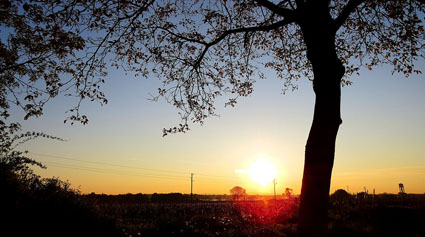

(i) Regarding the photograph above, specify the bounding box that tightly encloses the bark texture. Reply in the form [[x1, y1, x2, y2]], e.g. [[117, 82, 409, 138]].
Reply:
[[297, 2, 345, 236]]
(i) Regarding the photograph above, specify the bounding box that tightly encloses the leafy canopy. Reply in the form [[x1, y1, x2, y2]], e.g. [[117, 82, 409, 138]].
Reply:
[[1, 0, 424, 134]]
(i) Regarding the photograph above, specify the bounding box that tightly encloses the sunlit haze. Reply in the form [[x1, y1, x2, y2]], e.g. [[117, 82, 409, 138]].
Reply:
[[11, 63, 425, 195], [236, 158, 277, 186]]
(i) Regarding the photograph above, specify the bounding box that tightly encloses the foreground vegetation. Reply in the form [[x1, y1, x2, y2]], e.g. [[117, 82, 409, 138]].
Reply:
[[79, 192, 424, 237], [1, 151, 423, 237], [1, 125, 424, 236], [0, 124, 119, 236], [2, 163, 424, 237]]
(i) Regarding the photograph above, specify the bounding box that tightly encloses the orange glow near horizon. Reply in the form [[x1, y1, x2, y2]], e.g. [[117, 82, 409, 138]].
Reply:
[[249, 158, 277, 186], [231, 198, 297, 226], [15, 64, 425, 195], [236, 158, 278, 187]]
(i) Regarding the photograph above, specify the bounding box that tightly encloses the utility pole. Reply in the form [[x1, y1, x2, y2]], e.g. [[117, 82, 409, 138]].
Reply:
[[273, 179, 277, 201], [190, 173, 193, 201]]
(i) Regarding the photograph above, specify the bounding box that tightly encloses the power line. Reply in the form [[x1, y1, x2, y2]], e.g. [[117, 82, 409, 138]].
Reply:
[[29, 152, 190, 174], [30, 153, 242, 183], [45, 162, 238, 183], [195, 173, 240, 180], [30, 152, 241, 181], [46, 164, 182, 180], [43, 161, 189, 179], [193, 179, 236, 184]]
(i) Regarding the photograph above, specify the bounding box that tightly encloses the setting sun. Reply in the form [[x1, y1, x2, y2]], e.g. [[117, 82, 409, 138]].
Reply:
[[248, 158, 277, 186]]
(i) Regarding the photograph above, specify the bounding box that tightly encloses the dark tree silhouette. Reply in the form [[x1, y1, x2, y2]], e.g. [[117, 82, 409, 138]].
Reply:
[[1, 0, 424, 235], [230, 186, 247, 201], [330, 189, 352, 202]]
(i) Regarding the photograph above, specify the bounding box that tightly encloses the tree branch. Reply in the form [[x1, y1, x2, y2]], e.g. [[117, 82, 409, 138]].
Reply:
[[194, 18, 294, 68], [0, 56, 43, 74], [255, 0, 296, 19], [334, 0, 366, 31], [295, 0, 305, 8], [159, 27, 208, 45]]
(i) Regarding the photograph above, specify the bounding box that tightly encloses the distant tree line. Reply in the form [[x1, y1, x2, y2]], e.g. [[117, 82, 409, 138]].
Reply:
[[83, 192, 234, 203]]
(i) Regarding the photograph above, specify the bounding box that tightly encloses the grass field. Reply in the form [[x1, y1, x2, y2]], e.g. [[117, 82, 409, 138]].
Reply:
[[85, 193, 425, 236]]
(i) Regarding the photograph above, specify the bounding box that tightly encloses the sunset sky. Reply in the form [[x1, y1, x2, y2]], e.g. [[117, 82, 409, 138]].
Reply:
[[12, 59, 425, 195]]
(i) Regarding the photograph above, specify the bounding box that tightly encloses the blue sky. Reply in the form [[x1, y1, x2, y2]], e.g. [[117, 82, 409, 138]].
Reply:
[[8, 57, 424, 195]]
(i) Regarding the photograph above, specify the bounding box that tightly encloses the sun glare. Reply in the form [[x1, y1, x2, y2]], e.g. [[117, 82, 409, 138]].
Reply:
[[248, 158, 277, 186]]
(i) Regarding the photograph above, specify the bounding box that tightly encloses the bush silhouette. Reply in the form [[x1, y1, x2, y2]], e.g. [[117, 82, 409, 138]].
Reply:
[[0, 159, 121, 236], [0, 124, 120, 236]]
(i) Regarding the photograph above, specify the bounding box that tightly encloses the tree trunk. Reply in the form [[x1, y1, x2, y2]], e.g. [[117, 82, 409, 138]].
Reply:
[[297, 4, 345, 236]]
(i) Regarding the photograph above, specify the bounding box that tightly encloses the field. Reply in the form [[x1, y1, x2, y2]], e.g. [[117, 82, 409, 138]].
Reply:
[[85, 193, 425, 237], [90, 199, 297, 236]]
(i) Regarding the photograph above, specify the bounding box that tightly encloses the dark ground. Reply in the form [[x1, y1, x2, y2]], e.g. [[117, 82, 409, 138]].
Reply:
[[84, 193, 425, 237]]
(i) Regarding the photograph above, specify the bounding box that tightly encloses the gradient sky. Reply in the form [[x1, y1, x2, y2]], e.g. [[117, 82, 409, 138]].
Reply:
[[11, 58, 425, 195]]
